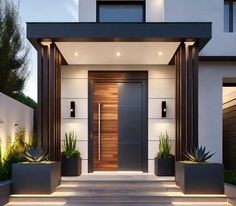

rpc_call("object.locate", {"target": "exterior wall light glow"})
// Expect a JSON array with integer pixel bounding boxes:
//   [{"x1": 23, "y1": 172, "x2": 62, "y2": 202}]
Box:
[
  {"x1": 158, "y1": 51, "x2": 163, "y2": 56},
  {"x1": 70, "y1": 101, "x2": 75, "y2": 118},
  {"x1": 116, "y1": 52, "x2": 121, "y2": 57},
  {"x1": 162, "y1": 101, "x2": 167, "y2": 118},
  {"x1": 74, "y1": 52, "x2": 79, "y2": 56}
]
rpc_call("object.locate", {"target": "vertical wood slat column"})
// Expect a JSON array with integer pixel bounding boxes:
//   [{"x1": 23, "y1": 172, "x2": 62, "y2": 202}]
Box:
[
  {"x1": 175, "y1": 49, "x2": 181, "y2": 161},
  {"x1": 179, "y1": 43, "x2": 187, "y2": 160},
  {"x1": 37, "y1": 45, "x2": 43, "y2": 149},
  {"x1": 42, "y1": 46, "x2": 50, "y2": 152},
  {"x1": 175, "y1": 43, "x2": 199, "y2": 161},
  {"x1": 192, "y1": 45, "x2": 199, "y2": 147},
  {"x1": 37, "y1": 43, "x2": 62, "y2": 161}
]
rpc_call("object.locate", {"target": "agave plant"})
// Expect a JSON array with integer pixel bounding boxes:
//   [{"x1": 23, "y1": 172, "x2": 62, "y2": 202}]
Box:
[
  {"x1": 62, "y1": 132, "x2": 80, "y2": 158},
  {"x1": 184, "y1": 146, "x2": 215, "y2": 163},
  {"x1": 22, "y1": 147, "x2": 48, "y2": 162},
  {"x1": 157, "y1": 131, "x2": 173, "y2": 158}
]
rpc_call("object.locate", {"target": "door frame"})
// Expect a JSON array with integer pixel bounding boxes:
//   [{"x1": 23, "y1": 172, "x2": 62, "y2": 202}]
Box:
[{"x1": 88, "y1": 71, "x2": 148, "y2": 173}]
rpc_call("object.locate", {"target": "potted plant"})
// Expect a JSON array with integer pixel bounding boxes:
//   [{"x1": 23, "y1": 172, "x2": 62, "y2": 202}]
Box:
[
  {"x1": 12, "y1": 147, "x2": 61, "y2": 194},
  {"x1": 61, "y1": 132, "x2": 81, "y2": 176},
  {"x1": 175, "y1": 146, "x2": 224, "y2": 194},
  {"x1": 155, "y1": 132, "x2": 175, "y2": 176}
]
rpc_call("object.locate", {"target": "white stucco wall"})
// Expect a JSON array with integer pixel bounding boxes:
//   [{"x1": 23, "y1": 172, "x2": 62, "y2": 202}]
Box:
[
  {"x1": 164, "y1": 0, "x2": 236, "y2": 56},
  {"x1": 61, "y1": 65, "x2": 176, "y2": 173},
  {"x1": 0, "y1": 92, "x2": 34, "y2": 154},
  {"x1": 199, "y1": 62, "x2": 236, "y2": 163},
  {"x1": 146, "y1": 0, "x2": 164, "y2": 22},
  {"x1": 79, "y1": 0, "x2": 96, "y2": 22}
]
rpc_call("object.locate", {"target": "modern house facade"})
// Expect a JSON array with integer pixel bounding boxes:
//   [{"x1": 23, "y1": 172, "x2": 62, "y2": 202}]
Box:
[{"x1": 27, "y1": 0, "x2": 236, "y2": 174}]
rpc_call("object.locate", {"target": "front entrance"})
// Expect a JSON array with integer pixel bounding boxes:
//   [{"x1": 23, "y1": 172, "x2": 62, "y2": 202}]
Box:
[{"x1": 88, "y1": 72, "x2": 148, "y2": 172}]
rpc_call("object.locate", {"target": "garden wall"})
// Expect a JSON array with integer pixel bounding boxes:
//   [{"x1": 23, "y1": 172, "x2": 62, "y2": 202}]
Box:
[{"x1": 0, "y1": 92, "x2": 34, "y2": 154}]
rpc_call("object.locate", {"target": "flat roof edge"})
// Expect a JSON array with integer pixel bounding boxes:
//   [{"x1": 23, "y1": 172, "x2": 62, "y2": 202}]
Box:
[{"x1": 27, "y1": 22, "x2": 212, "y2": 50}]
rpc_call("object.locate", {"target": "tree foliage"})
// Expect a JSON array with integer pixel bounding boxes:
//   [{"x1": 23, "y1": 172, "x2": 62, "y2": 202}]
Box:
[{"x1": 0, "y1": 0, "x2": 29, "y2": 98}]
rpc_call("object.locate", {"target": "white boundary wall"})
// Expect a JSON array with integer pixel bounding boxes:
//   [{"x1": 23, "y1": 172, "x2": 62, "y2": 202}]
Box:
[{"x1": 0, "y1": 92, "x2": 34, "y2": 153}]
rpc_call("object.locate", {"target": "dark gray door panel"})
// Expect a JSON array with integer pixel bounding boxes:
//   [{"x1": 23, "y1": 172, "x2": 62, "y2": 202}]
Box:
[
  {"x1": 119, "y1": 143, "x2": 142, "y2": 171},
  {"x1": 118, "y1": 82, "x2": 143, "y2": 171},
  {"x1": 118, "y1": 83, "x2": 142, "y2": 105},
  {"x1": 118, "y1": 106, "x2": 142, "y2": 141}
]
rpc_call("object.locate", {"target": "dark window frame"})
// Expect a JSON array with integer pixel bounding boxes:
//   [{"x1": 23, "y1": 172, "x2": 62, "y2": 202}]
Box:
[
  {"x1": 225, "y1": 0, "x2": 236, "y2": 32},
  {"x1": 97, "y1": 1, "x2": 146, "y2": 23}
]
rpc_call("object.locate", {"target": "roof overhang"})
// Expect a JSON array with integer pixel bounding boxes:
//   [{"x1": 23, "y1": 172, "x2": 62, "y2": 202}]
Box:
[{"x1": 27, "y1": 22, "x2": 212, "y2": 50}]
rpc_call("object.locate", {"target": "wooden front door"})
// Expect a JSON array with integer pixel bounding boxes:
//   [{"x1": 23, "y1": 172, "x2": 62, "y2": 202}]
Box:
[
  {"x1": 89, "y1": 71, "x2": 148, "y2": 172},
  {"x1": 92, "y1": 83, "x2": 118, "y2": 171}
]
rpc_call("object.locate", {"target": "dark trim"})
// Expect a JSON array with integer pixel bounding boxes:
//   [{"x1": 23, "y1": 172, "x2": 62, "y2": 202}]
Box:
[
  {"x1": 88, "y1": 71, "x2": 148, "y2": 172},
  {"x1": 199, "y1": 56, "x2": 236, "y2": 61},
  {"x1": 225, "y1": 0, "x2": 235, "y2": 32},
  {"x1": 223, "y1": 83, "x2": 236, "y2": 86},
  {"x1": 88, "y1": 80, "x2": 94, "y2": 173},
  {"x1": 96, "y1": 1, "x2": 146, "y2": 23},
  {"x1": 27, "y1": 22, "x2": 212, "y2": 51}
]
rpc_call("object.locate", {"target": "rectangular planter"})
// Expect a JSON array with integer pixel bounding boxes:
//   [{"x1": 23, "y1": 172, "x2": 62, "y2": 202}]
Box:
[
  {"x1": 12, "y1": 162, "x2": 61, "y2": 194},
  {"x1": 175, "y1": 162, "x2": 224, "y2": 194},
  {"x1": 155, "y1": 157, "x2": 175, "y2": 176},
  {"x1": 61, "y1": 156, "x2": 81, "y2": 176},
  {"x1": 0, "y1": 181, "x2": 11, "y2": 206}
]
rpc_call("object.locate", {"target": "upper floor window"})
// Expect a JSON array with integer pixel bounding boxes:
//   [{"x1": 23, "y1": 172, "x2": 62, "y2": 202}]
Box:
[
  {"x1": 224, "y1": 0, "x2": 236, "y2": 32},
  {"x1": 97, "y1": 1, "x2": 145, "y2": 22}
]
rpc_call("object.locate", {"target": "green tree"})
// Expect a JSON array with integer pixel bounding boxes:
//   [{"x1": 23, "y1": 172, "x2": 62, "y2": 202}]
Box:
[{"x1": 0, "y1": 0, "x2": 29, "y2": 98}]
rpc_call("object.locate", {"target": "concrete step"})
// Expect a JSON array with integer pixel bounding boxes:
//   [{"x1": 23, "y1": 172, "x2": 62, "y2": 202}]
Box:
[
  {"x1": 60, "y1": 180, "x2": 176, "y2": 187},
  {"x1": 5, "y1": 202, "x2": 232, "y2": 206},
  {"x1": 228, "y1": 198, "x2": 236, "y2": 205},
  {"x1": 9, "y1": 193, "x2": 228, "y2": 203},
  {"x1": 56, "y1": 187, "x2": 179, "y2": 193}
]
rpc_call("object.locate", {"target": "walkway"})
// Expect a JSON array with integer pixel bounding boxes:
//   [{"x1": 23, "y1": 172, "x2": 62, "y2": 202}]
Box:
[{"x1": 6, "y1": 172, "x2": 231, "y2": 206}]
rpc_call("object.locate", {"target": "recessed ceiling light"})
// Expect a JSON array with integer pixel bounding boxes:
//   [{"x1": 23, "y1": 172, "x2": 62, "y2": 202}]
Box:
[
  {"x1": 158, "y1": 51, "x2": 163, "y2": 56},
  {"x1": 74, "y1": 52, "x2": 79, "y2": 56},
  {"x1": 116, "y1": 52, "x2": 121, "y2": 57}
]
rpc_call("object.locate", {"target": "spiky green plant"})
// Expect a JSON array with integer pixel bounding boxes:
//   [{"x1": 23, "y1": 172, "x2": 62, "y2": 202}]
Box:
[
  {"x1": 22, "y1": 147, "x2": 48, "y2": 162},
  {"x1": 62, "y1": 132, "x2": 80, "y2": 158},
  {"x1": 184, "y1": 146, "x2": 215, "y2": 163},
  {"x1": 157, "y1": 131, "x2": 173, "y2": 158}
]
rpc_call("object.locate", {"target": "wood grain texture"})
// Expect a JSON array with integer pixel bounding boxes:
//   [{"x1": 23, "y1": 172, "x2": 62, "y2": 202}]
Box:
[{"x1": 93, "y1": 82, "x2": 118, "y2": 171}]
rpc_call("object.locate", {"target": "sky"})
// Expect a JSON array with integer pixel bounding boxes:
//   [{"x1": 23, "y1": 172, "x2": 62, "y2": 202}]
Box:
[{"x1": 18, "y1": 0, "x2": 79, "y2": 101}]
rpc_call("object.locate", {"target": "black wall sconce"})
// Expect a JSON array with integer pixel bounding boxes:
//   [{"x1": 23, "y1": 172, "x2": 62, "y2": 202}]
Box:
[
  {"x1": 70, "y1": 101, "x2": 75, "y2": 118},
  {"x1": 162, "y1": 101, "x2": 167, "y2": 118}
]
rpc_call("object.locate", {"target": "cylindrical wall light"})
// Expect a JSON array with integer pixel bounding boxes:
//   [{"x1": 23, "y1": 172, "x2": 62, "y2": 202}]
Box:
[
  {"x1": 70, "y1": 101, "x2": 75, "y2": 118},
  {"x1": 162, "y1": 101, "x2": 167, "y2": 118}
]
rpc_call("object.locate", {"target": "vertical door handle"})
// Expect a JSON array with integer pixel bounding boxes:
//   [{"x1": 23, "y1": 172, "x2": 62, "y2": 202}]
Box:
[{"x1": 98, "y1": 102, "x2": 101, "y2": 161}]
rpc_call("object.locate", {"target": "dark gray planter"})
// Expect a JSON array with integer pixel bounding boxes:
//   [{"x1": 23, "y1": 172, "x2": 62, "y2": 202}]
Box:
[
  {"x1": 0, "y1": 181, "x2": 11, "y2": 206},
  {"x1": 12, "y1": 162, "x2": 61, "y2": 194},
  {"x1": 155, "y1": 156, "x2": 175, "y2": 176},
  {"x1": 61, "y1": 156, "x2": 81, "y2": 176},
  {"x1": 175, "y1": 162, "x2": 224, "y2": 194}
]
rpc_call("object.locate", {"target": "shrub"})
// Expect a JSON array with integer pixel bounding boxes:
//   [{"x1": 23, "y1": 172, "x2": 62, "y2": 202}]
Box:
[
  {"x1": 157, "y1": 131, "x2": 173, "y2": 159},
  {"x1": 62, "y1": 132, "x2": 80, "y2": 158},
  {"x1": 0, "y1": 128, "x2": 36, "y2": 181},
  {"x1": 225, "y1": 170, "x2": 236, "y2": 186}
]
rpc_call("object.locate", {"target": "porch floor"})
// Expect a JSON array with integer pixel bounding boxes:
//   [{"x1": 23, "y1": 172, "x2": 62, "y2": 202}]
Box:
[{"x1": 6, "y1": 173, "x2": 231, "y2": 206}]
